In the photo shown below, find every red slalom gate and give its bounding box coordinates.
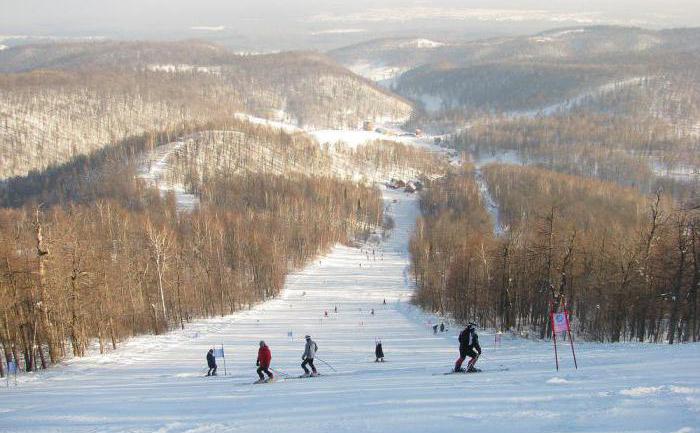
[550,300,578,371]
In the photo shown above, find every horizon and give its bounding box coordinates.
[2,0,699,51]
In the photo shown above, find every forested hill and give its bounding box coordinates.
[0,40,413,180]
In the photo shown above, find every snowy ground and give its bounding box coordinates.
[2,187,699,433]
[137,140,199,212]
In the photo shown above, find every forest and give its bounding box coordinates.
[410,164,699,343]
[0,162,383,375]
[451,113,699,201]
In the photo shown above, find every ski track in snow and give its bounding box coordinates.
[2,187,700,433]
[137,140,199,212]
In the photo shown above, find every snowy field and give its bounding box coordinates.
[2,188,699,433]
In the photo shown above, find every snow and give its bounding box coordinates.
[509,77,647,118]
[233,112,302,133]
[146,64,222,75]
[650,159,700,183]
[474,167,507,236]
[0,44,7,51]
[190,26,226,32]
[3,185,700,433]
[417,93,445,113]
[398,39,445,49]
[347,62,408,85]
[137,140,199,212]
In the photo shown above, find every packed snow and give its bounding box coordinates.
[3,187,699,433]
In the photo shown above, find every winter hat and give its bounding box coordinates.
[305,335,311,339]
[259,340,266,347]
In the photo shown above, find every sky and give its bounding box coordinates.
[1,0,699,50]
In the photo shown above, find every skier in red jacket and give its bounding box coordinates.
[256,341,274,383]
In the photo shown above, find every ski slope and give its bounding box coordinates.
[2,188,700,433]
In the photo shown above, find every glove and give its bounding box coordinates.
[256,360,260,366]
[301,355,306,360]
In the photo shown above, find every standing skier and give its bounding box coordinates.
[206,348,217,376]
[454,322,481,373]
[301,335,319,376]
[256,341,274,383]
[375,340,385,362]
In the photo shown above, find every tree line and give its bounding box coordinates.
[0,167,382,376]
[451,113,699,201]
[410,164,699,344]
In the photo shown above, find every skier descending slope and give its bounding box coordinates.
[375,340,385,362]
[301,335,319,377]
[454,322,482,373]
[255,341,274,383]
[206,348,217,376]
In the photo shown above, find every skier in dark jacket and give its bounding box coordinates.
[206,348,217,376]
[375,340,385,362]
[256,341,273,383]
[454,322,481,373]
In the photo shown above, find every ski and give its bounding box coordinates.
[434,367,508,376]
[253,377,277,384]
[285,373,323,380]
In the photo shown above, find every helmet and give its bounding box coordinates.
[305,335,311,340]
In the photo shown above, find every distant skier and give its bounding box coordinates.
[375,340,385,362]
[256,341,274,383]
[371,308,375,316]
[383,299,387,305]
[301,335,319,376]
[206,348,217,376]
[334,305,338,313]
[440,323,445,333]
[454,322,481,373]
[433,324,439,334]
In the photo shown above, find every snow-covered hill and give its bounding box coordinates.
[2,187,699,433]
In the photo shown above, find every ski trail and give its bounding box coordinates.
[509,76,647,118]
[3,187,700,433]
[137,140,199,212]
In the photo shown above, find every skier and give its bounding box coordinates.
[334,305,338,313]
[433,324,439,334]
[301,335,319,376]
[371,308,375,316]
[375,340,385,362]
[256,341,274,383]
[454,322,481,373]
[440,322,445,332]
[206,348,217,376]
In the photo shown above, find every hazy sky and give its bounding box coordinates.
[1,0,698,50]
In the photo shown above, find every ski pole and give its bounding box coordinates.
[270,368,292,378]
[315,357,337,372]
